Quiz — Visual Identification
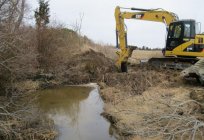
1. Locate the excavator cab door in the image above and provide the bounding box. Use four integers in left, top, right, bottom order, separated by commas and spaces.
166, 22, 185, 51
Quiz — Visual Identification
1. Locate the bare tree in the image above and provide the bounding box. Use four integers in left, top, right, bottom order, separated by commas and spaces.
72, 13, 84, 35
0, 0, 26, 32
0, 0, 38, 96
34, 0, 50, 70
15, 0, 25, 30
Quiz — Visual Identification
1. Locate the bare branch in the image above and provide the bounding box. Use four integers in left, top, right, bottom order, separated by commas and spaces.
14, 0, 25, 31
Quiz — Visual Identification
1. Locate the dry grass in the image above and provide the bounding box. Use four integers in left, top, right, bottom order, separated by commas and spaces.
14, 80, 40, 93
82, 44, 118, 61
0, 95, 57, 140
103, 85, 204, 140
130, 50, 163, 64
132, 50, 163, 59
100, 64, 204, 140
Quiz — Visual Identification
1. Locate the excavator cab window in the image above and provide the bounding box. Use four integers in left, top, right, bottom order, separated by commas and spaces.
166, 22, 184, 51
184, 24, 191, 38
183, 21, 196, 38
173, 24, 182, 38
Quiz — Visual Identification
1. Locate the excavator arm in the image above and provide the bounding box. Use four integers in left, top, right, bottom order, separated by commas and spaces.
115, 6, 178, 72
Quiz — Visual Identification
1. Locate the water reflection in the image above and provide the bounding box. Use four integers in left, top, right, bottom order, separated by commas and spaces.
38, 86, 116, 140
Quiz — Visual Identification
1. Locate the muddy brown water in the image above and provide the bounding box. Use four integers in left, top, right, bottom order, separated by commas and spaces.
38, 85, 116, 140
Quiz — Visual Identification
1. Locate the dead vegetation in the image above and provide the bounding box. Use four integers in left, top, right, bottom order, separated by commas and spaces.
0, 93, 56, 140
0, 0, 89, 139
129, 50, 163, 64
100, 63, 204, 140
0, 0, 117, 139
0, 1, 203, 140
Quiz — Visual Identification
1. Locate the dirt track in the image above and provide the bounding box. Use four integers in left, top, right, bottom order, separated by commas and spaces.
63, 48, 204, 140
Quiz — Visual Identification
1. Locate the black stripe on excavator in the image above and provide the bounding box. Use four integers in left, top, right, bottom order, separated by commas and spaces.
116, 31, 119, 48
148, 57, 199, 70
125, 33, 128, 48
149, 57, 199, 63
131, 8, 151, 11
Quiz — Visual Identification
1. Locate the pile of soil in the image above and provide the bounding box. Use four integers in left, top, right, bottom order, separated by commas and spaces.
63, 49, 117, 84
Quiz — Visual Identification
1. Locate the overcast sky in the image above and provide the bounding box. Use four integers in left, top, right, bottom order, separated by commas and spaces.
29, 0, 204, 48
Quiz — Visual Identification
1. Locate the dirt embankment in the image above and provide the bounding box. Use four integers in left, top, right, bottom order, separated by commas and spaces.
62, 49, 204, 140
61, 49, 117, 84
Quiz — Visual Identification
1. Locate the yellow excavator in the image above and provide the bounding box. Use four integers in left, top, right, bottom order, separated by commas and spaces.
115, 6, 204, 72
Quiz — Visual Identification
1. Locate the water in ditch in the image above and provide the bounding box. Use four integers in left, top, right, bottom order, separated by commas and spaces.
38, 85, 116, 140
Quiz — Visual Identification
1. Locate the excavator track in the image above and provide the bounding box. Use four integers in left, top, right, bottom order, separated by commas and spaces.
148, 57, 199, 70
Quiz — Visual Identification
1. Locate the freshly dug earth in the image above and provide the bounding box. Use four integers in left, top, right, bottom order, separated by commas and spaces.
62, 49, 117, 84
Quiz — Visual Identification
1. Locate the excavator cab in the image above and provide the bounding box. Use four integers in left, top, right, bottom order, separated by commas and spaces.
166, 20, 196, 52
165, 20, 204, 57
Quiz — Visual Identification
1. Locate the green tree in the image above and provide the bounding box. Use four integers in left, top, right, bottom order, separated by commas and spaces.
34, 0, 50, 30
34, 0, 50, 71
